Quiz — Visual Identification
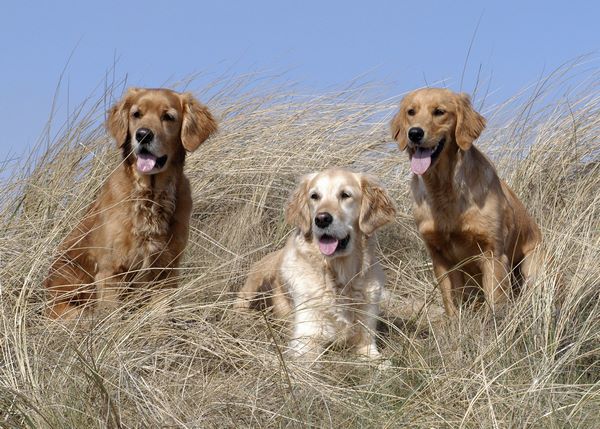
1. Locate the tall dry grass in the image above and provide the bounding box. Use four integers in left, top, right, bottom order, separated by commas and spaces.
0, 68, 598, 428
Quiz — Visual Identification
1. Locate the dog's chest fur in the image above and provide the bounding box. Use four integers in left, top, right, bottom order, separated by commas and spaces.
133, 179, 176, 264
111, 177, 177, 270
324, 261, 369, 326
285, 238, 375, 328
411, 149, 502, 260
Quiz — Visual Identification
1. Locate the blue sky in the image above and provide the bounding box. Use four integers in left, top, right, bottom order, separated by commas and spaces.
1, 1, 598, 166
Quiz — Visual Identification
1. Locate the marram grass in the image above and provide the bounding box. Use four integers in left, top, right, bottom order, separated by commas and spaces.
0, 72, 598, 428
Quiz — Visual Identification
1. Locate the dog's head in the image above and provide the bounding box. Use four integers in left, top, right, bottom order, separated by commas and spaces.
107, 88, 217, 175
391, 88, 486, 175
285, 169, 396, 258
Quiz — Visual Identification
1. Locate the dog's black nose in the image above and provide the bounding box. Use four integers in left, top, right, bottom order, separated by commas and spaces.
135, 128, 154, 144
408, 127, 424, 143
315, 212, 333, 228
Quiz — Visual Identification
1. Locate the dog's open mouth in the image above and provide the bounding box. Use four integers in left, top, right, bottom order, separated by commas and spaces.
136, 148, 168, 174
410, 138, 445, 175
317, 234, 350, 256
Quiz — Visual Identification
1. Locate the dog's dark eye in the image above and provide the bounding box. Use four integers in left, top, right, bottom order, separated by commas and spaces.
407, 108, 416, 116
340, 191, 351, 200
310, 192, 320, 200
132, 111, 142, 119
162, 112, 175, 122
433, 108, 445, 116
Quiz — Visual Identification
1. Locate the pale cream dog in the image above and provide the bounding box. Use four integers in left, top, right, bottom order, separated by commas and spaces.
236, 168, 396, 359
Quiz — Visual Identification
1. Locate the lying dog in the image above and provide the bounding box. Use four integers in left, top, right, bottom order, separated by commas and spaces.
391, 88, 541, 316
235, 169, 396, 359
45, 88, 217, 318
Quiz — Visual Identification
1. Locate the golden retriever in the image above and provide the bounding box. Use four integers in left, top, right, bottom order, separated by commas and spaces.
235, 168, 396, 359
391, 88, 541, 316
44, 88, 217, 319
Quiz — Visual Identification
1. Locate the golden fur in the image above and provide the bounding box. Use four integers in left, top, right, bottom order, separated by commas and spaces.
235, 169, 396, 359
44, 88, 217, 319
391, 88, 542, 316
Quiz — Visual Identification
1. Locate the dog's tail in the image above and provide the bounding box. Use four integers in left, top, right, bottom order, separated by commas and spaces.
233, 250, 291, 319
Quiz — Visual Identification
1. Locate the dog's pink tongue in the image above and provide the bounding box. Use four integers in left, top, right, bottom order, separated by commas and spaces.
411, 148, 433, 175
318, 237, 339, 256
136, 153, 157, 173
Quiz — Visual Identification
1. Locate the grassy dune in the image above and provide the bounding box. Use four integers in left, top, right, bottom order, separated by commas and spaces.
0, 71, 598, 428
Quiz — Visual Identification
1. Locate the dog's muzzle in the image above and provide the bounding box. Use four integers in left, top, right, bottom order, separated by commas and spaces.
135, 147, 168, 174
317, 234, 350, 256
409, 137, 445, 175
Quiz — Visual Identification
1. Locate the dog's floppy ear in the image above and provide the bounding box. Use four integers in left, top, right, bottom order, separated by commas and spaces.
181, 93, 218, 152
107, 87, 141, 147
390, 110, 409, 151
285, 173, 315, 235
455, 93, 486, 151
359, 174, 396, 236
391, 98, 410, 151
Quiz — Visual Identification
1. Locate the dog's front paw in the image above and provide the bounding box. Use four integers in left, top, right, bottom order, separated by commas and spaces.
286, 338, 324, 363
232, 297, 256, 314
355, 343, 381, 360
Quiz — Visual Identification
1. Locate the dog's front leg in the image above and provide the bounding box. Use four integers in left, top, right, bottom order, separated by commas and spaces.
352, 302, 381, 359
429, 250, 461, 317
95, 269, 122, 314
479, 252, 510, 313
288, 307, 325, 361
519, 246, 543, 287
350, 278, 382, 358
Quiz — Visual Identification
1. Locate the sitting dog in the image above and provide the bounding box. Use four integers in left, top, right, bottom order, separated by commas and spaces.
45, 88, 217, 318
391, 88, 541, 316
235, 168, 396, 359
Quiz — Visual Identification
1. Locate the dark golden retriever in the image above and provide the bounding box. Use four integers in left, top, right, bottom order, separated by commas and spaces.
391, 88, 541, 316
45, 88, 217, 319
